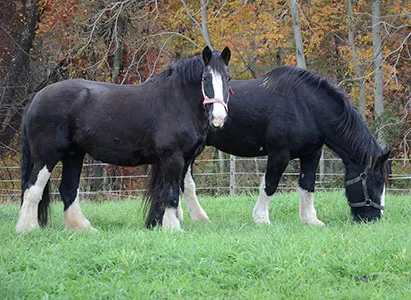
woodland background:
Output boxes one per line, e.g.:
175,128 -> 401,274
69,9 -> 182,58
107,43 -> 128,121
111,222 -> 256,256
0,0 -> 410,200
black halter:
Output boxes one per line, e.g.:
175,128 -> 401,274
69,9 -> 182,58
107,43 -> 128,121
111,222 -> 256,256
345,169 -> 384,210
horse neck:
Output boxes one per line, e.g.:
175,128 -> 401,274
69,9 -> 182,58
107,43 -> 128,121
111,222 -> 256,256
320,99 -> 381,174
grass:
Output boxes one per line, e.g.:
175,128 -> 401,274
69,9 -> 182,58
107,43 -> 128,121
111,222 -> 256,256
0,190 -> 410,299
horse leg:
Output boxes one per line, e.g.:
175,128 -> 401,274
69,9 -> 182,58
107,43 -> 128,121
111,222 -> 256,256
182,165 -> 210,221
252,175 -> 272,225
16,163 -> 51,233
145,153 -> 185,231
253,151 -> 289,225
60,152 -> 94,231
298,150 -> 325,226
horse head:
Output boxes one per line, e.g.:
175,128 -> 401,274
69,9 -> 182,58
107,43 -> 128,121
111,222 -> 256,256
345,149 -> 391,222
201,46 -> 232,129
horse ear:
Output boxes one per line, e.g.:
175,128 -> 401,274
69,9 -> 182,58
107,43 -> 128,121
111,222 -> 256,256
221,47 -> 231,65
376,149 -> 391,168
202,46 -> 212,66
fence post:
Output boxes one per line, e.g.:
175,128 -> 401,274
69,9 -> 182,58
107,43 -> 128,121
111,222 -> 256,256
230,155 -> 236,196
319,148 -> 325,183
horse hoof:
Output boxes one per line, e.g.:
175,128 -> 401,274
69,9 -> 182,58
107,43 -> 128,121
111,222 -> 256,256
303,219 -> 326,226
254,218 -> 272,225
190,209 -> 210,221
15,223 -> 40,234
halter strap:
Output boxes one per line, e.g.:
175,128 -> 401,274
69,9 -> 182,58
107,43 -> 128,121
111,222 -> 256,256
345,170 -> 384,210
202,81 -> 228,112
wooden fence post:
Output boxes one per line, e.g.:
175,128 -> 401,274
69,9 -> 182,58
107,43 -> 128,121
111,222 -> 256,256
230,155 -> 236,196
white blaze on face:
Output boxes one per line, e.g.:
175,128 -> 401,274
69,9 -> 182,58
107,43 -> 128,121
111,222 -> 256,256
16,165 -> 51,233
210,69 -> 227,128
381,186 -> 386,215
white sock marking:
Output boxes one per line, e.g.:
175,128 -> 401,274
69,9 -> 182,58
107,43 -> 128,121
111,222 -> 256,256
162,207 -> 182,231
298,187 -> 325,226
177,198 -> 184,221
183,166 -> 209,221
252,177 -> 271,225
16,166 -> 51,233
63,189 -> 94,231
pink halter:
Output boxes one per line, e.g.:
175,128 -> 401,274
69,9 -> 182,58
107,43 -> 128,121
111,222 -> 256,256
202,81 -> 228,112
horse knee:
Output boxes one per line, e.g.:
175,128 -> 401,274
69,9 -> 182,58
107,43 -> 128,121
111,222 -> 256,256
264,183 -> 276,196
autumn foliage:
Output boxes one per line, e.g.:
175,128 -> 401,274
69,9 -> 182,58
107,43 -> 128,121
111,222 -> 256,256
1,0 -> 410,196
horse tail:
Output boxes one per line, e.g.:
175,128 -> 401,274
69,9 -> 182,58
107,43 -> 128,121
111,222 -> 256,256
21,125 -> 32,205
143,164 -> 165,228
38,182 -> 50,227
21,124 -> 51,227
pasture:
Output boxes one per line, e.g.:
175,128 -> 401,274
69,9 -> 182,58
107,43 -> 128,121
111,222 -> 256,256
1,191 -> 410,299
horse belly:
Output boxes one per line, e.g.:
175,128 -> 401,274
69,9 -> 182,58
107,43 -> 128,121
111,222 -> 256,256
76,130 -> 158,166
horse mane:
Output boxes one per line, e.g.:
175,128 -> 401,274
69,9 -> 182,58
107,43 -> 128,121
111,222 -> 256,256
148,51 -> 226,86
262,66 -> 381,167
145,54 -> 203,86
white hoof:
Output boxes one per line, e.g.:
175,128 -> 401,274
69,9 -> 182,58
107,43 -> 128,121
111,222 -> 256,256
252,208 -> 271,225
190,207 -> 210,221
302,218 -> 326,226
15,222 -> 40,234
162,207 -> 182,231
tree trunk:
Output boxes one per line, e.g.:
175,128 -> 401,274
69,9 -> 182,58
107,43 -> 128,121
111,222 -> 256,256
289,0 -> 325,181
200,0 -> 213,50
347,0 -> 366,119
0,1 -> 40,157
289,0 -> 306,69
372,0 -> 384,143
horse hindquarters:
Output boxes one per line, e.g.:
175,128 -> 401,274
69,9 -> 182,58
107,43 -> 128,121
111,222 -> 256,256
16,127 -> 52,233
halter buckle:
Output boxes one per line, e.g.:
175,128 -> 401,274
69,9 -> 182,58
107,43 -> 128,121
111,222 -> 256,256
360,173 -> 367,180
365,199 -> 372,206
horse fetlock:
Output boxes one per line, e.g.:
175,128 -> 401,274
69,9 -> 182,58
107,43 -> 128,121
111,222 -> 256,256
252,207 -> 271,225
162,207 -> 182,231
189,207 -> 210,221
15,201 -> 40,233
63,198 -> 93,231
15,218 -> 40,233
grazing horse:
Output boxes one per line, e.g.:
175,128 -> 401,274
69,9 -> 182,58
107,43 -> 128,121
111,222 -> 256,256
181,66 -> 390,225
15,46 -> 232,233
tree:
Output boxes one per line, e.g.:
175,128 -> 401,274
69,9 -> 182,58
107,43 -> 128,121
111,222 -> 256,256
289,0 -> 306,68
346,0 -> 366,119
0,1 -> 41,157
372,0 -> 384,144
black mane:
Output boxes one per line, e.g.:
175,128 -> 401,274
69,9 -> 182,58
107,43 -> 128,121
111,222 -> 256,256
262,66 -> 381,167
149,52 -> 226,86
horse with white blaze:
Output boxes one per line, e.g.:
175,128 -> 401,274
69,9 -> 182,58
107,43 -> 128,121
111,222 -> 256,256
181,66 -> 390,225
16,46 -> 232,233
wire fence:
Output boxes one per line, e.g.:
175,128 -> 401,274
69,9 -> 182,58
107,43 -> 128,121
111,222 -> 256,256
1,153 -> 410,203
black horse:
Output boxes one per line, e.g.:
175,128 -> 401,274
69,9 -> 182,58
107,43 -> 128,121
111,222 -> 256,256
181,66 -> 390,225
15,46 -> 232,233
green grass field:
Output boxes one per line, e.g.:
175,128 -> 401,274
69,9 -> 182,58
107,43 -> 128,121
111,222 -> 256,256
0,191 -> 410,299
